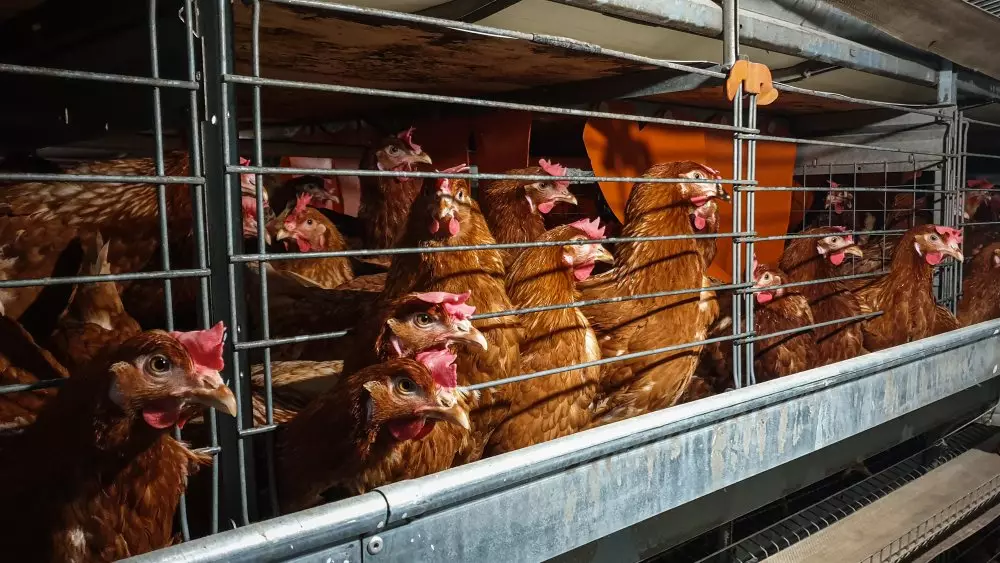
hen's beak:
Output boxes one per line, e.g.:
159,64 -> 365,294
843,245 -> 864,258
593,244 -> 615,264
410,152 -> 433,165
552,192 -> 579,206
419,391 -> 471,430
275,227 -> 292,241
450,319 -> 489,351
941,247 -> 964,262
186,372 -> 238,417
715,185 -> 731,202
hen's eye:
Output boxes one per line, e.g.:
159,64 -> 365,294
386,146 -> 400,155
149,355 -> 171,374
395,377 -> 417,395
929,234 -> 940,242
456,190 -> 466,202
762,273 -> 771,282
306,219 -> 314,226
414,313 -> 433,327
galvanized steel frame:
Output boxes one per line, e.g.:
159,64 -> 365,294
128,320 -> 1000,563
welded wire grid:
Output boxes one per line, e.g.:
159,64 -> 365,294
0,0 -> 216,539
861,472 -> 1000,563
0,0 -> 981,552
698,423 -> 998,563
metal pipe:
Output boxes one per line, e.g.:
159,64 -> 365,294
723,0 -> 738,67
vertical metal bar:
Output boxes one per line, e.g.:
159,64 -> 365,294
184,0 -> 220,534
722,0 -> 738,67
199,0 -> 258,527
149,0 -> 189,540
249,0 -> 280,518
730,83 -> 744,389
744,93 -> 758,385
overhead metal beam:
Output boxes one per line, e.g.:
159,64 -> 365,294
554,0 -> 939,86
553,0 -> 1000,102
416,0 -> 524,22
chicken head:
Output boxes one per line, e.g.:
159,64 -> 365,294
361,353 -> 470,441
427,164 -> 473,238
677,162 -> 730,205
815,226 -> 863,266
752,261 -> 788,305
824,180 -> 853,215
109,322 -> 237,430
913,225 -> 964,266
283,174 -> 342,212
563,218 -> 614,281
242,196 -> 273,244
383,291 -> 489,357
375,127 -> 433,182
525,159 -> 578,214
276,194 -> 328,252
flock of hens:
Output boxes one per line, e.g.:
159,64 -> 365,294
0,127 -> 997,561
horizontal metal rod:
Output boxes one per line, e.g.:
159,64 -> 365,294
0,378 -> 65,394
963,117 -> 1000,129
266,0 -> 727,79
235,231 -> 754,262
798,159 -> 944,170
0,62 -> 199,90
224,74 -> 758,133
240,424 -> 278,438
738,271 -> 887,294
0,268 -> 210,289
772,81 -> 949,118
745,134 -> 952,158
960,220 -> 1000,227
751,228 -> 907,242
741,311 -> 883,344
471,282 -> 749,320
0,172 -> 205,185
233,329 -> 352,351
962,152 -> 1000,160
228,164 -> 748,185
463,332 -> 748,392
748,186 -> 946,193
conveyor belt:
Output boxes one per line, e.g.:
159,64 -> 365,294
765,434 -> 1000,562
697,424 -> 1000,563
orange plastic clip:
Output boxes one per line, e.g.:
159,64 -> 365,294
725,60 -> 779,106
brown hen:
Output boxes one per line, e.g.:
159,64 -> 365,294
479,159 -> 578,267
276,352 -> 469,512
855,225 -> 963,351
486,219 -> 612,455
750,262 -> 819,381
271,193 -> 354,289
357,128 -> 433,250
0,324 -> 237,562
958,242 -> 1000,326
382,164 -> 522,462
779,227 -> 867,366
581,161 -> 728,425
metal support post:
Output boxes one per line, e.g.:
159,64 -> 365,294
198,0 -> 258,527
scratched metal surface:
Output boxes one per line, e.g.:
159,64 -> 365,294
128,320 -> 1000,563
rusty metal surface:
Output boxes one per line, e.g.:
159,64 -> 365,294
231,1 -> 657,122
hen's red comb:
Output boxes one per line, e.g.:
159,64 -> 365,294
169,322 -> 226,373
570,218 -> 606,240
934,225 -> 964,243
826,180 -> 840,189
701,164 -> 722,179
415,290 -> 476,320
435,164 -> 470,194
241,196 -> 257,216
539,158 -> 570,190
239,157 -> 255,192
415,348 -> 458,388
968,178 -> 995,189
397,127 -> 422,153
293,193 -> 312,216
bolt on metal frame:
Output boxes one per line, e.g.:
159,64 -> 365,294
0,0 -> 990,557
